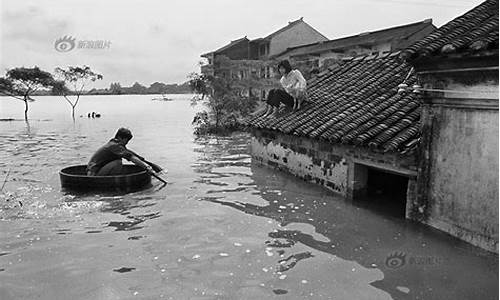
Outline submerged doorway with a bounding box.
[352,164,409,218]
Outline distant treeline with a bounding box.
[33,81,192,96]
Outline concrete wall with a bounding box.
[251,129,418,203]
[269,21,328,57]
[415,62,499,253]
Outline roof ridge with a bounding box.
[263,17,305,39]
[272,19,434,58]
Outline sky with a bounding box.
[0,0,485,89]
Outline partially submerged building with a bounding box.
[247,52,421,218]
[401,0,498,252]
[247,0,498,252]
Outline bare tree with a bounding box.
[54,66,103,120]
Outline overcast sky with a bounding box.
[0,0,484,88]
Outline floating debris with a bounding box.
[273,289,288,295]
[397,286,410,294]
[113,267,136,273]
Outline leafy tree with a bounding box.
[0,67,56,120]
[148,82,168,94]
[124,82,148,94]
[109,82,122,94]
[54,66,103,119]
[188,72,258,135]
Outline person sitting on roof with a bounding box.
[86,128,154,176]
[262,60,307,116]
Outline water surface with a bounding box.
[0,95,497,300]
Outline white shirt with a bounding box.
[280,69,307,95]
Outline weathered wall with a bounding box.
[416,65,499,253]
[251,129,418,199]
[269,22,328,57]
[425,105,498,252]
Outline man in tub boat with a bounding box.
[87,128,156,176]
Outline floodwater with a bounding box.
[0,95,497,300]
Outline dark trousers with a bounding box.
[96,159,123,176]
[266,89,295,108]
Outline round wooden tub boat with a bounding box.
[59,165,151,192]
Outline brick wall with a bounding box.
[251,129,418,200]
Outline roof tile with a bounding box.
[246,54,422,154]
[401,0,498,60]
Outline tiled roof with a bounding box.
[246,53,422,155]
[202,36,249,57]
[274,19,436,59]
[401,0,498,61]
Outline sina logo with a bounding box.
[385,251,406,269]
[54,36,76,52]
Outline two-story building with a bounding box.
[201,18,328,99]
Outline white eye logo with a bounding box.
[54,36,76,52]
[385,251,406,269]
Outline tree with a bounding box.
[109,82,122,94]
[188,72,258,135]
[0,67,56,121]
[148,82,168,94]
[54,66,103,119]
[127,82,147,94]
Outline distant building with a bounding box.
[401,0,498,253]
[201,17,328,68]
[200,18,328,98]
[201,19,436,100]
[274,19,436,72]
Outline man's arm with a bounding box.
[128,155,154,173]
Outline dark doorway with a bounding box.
[355,167,409,218]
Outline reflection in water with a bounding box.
[193,132,498,300]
